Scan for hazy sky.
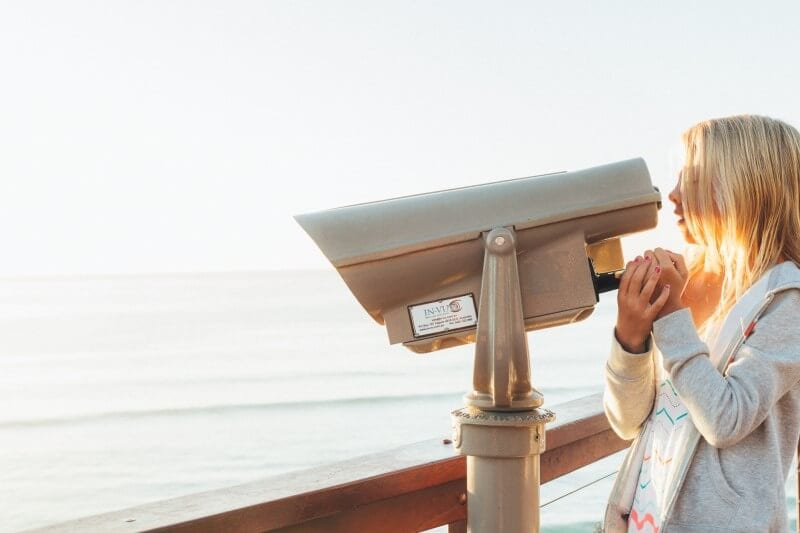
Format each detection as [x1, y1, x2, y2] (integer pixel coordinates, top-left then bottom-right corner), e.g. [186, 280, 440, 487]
[2, 1, 799, 276]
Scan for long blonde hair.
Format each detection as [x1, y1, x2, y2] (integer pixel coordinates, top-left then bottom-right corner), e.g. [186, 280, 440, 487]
[680, 115, 800, 330]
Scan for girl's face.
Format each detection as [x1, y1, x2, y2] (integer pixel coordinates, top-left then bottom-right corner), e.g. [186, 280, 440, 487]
[668, 172, 697, 244]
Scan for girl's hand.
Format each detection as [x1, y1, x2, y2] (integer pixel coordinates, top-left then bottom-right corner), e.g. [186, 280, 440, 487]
[615, 255, 671, 353]
[649, 248, 689, 320]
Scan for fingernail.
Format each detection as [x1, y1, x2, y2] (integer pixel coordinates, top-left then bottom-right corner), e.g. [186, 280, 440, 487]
[665, 284, 671, 289]
[645, 256, 652, 261]
[655, 266, 661, 273]
[635, 256, 642, 262]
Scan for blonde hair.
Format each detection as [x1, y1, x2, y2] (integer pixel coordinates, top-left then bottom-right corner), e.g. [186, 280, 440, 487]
[680, 114, 800, 330]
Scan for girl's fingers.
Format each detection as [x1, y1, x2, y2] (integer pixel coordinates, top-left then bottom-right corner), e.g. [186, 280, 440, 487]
[628, 257, 650, 294]
[646, 283, 671, 319]
[639, 265, 661, 304]
[664, 250, 688, 278]
[653, 248, 677, 275]
[643, 253, 657, 278]
[619, 257, 643, 295]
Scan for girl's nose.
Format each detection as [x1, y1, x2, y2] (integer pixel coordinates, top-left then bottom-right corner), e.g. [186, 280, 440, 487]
[668, 178, 682, 206]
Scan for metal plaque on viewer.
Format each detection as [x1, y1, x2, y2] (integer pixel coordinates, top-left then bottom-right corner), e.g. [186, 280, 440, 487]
[408, 295, 478, 338]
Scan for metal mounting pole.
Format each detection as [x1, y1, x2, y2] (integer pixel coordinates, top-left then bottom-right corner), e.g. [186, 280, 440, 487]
[452, 227, 555, 533]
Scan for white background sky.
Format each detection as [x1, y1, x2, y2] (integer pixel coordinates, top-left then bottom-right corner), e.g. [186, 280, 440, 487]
[1, 1, 799, 276]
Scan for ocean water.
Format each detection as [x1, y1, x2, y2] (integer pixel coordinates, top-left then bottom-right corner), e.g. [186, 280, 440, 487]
[0, 271, 795, 532]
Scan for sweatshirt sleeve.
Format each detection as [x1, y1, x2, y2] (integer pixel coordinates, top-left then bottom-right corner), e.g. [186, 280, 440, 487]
[653, 289, 800, 449]
[603, 332, 656, 440]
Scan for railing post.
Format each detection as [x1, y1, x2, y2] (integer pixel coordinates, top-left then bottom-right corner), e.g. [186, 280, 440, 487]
[452, 408, 553, 532]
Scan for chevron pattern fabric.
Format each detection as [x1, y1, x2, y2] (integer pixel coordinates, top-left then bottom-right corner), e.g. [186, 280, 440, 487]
[628, 379, 691, 532]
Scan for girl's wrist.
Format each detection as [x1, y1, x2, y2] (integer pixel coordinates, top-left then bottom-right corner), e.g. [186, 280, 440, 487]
[614, 327, 647, 354]
[657, 300, 686, 320]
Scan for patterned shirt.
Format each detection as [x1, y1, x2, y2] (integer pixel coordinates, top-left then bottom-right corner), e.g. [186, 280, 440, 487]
[627, 377, 691, 533]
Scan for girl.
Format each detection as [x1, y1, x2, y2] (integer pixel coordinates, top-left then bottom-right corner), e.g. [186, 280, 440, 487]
[603, 115, 800, 532]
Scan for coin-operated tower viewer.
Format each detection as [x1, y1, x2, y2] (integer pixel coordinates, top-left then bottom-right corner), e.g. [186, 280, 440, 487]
[295, 158, 661, 533]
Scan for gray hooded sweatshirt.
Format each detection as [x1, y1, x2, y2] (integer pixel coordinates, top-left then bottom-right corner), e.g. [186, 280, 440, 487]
[603, 261, 800, 532]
